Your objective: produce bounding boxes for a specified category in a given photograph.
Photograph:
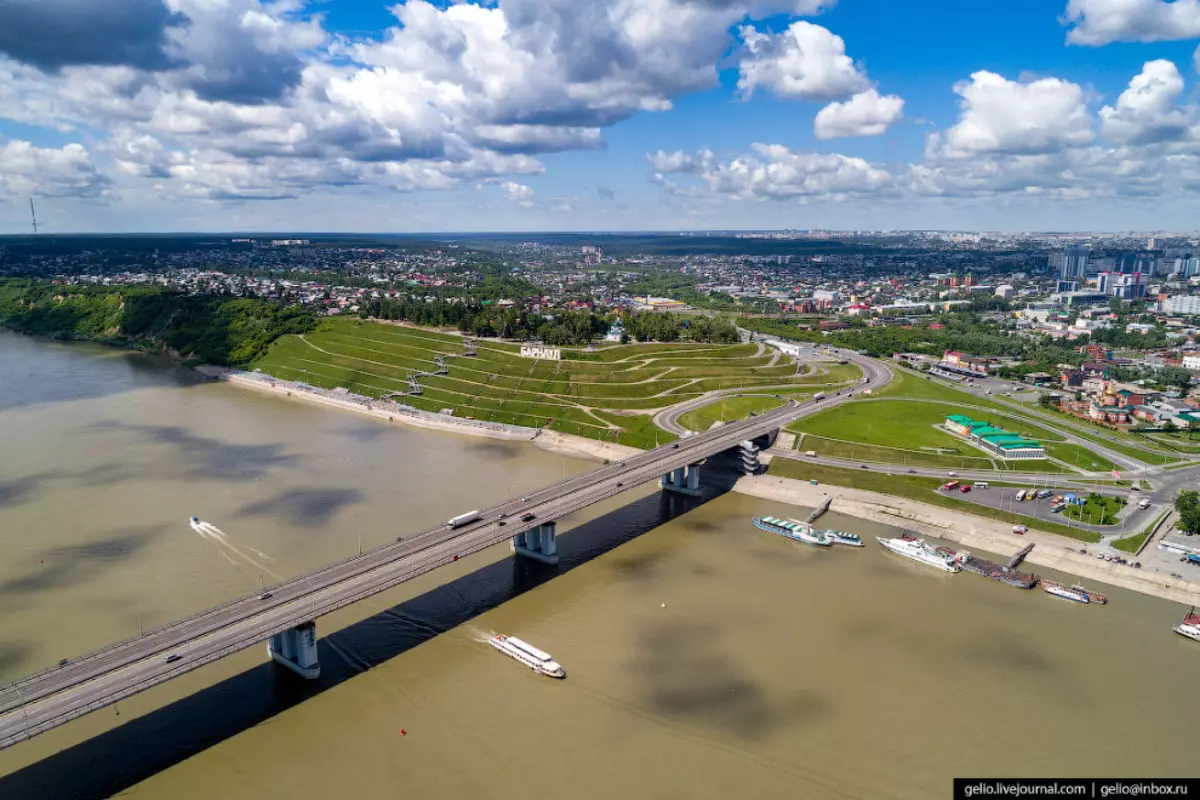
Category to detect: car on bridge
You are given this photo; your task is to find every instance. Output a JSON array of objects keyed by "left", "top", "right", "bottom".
[{"left": 164, "top": 654, "right": 182, "bottom": 664}]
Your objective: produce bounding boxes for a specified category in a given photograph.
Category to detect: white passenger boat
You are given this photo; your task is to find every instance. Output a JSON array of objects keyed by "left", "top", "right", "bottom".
[
  {"left": 822, "top": 530, "right": 864, "bottom": 547},
  {"left": 876, "top": 536, "right": 961, "bottom": 572},
  {"left": 752, "top": 516, "right": 832, "bottom": 546},
  {"left": 488, "top": 634, "right": 565, "bottom": 678},
  {"left": 1041, "top": 580, "right": 1089, "bottom": 604},
  {"left": 1175, "top": 607, "right": 1200, "bottom": 643}
]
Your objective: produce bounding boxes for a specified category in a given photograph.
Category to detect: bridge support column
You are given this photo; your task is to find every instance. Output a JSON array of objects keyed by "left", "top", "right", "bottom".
[
  {"left": 267, "top": 620, "right": 320, "bottom": 679},
  {"left": 740, "top": 440, "right": 762, "bottom": 475},
  {"left": 512, "top": 522, "right": 558, "bottom": 565},
  {"left": 661, "top": 464, "right": 703, "bottom": 496}
]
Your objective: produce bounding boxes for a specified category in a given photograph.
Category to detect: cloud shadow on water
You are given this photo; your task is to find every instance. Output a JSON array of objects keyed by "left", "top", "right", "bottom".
[
  {"left": 0, "top": 473, "right": 65, "bottom": 508},
  {"left": 237, "top": 488, "right": 365, "bottom": 528},
  {"left": 0, "top": 527, "right": 165, "bottom": 605},
  {"left": 0, "top": 482, "right": 722, "bottom": 800},
  {"left": 629, "top": 621, "right": 831, "bottom": 742}
]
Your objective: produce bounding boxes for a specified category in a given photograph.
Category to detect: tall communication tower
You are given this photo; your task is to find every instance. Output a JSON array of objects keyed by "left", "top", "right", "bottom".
[{"left": 29, "top": 198, "right": 39, "bottom": 234}]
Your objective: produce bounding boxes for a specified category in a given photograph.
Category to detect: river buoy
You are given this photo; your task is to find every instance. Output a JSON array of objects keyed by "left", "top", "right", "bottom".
[
  {"left": 661, "top": 603, "right": 666, "bottom": 609},
  {"left": 400, "top": 729, "right": 407, "bottom": 736}
]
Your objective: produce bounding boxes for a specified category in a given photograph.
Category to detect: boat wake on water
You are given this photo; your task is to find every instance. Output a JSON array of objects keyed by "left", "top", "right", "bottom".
[{"left": 189, "top": 517, "right": 284, "bottom": 581}]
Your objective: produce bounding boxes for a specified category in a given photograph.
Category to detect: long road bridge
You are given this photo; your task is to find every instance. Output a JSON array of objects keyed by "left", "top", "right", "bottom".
[{"left": 0, "top": 370, "right": 885, "bottom": 752}]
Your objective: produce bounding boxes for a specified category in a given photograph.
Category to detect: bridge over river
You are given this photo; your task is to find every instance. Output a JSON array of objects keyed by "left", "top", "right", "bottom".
[{"left": 0, "top": 376, "right": 885, "bottom": 752}]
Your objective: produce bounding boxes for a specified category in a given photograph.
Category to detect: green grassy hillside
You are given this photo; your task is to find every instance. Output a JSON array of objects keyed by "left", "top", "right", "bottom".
[{"left": 252, "top": 319, "right": 861, "bottom": 448}]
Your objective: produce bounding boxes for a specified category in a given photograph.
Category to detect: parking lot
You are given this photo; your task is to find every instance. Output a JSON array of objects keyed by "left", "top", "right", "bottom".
[{"left": 936, "top": 480, "right": 1156, "bottom": 537}]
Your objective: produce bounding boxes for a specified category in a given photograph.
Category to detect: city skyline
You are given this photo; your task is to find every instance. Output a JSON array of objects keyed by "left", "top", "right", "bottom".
[{"left": 6, "top": 1, "right": 1200, "bottom": 233}]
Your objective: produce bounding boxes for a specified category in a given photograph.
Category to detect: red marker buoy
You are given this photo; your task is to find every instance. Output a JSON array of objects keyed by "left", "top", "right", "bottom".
[{"left": 400, "top": 729, "right": 407, "bottom": 736}]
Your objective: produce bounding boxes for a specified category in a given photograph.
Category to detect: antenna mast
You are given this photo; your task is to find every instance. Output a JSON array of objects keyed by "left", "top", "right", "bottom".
[{"left": 29, "top": 198, "right": 38, "bottom": 234}]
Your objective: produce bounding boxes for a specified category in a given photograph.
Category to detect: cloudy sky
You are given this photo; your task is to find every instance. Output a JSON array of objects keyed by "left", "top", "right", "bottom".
[{"left": 5, "top": 0, "right": 1200, "bottom": 233}]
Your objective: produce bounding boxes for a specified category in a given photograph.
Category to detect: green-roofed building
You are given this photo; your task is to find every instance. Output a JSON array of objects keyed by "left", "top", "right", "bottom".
[{"left": 943, "top": 414, "right": 1046, "bottom": 460}]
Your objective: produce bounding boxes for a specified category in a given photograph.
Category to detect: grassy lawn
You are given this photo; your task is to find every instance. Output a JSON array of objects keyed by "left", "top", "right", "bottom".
[
  {"left": 797, "top": 434, "right": 997, "bottom": 469},
  {"left": 790, "top": 397, "right": 1065, "bottom": 449},
  {"left": 1113, "top": 510, "right": 1168, "bottom": 553},
  {"left": 767, "top": 458, "right": 1101, "bottom": 543},
  {"left": 677, "top": 396, "right": 786, "bottom": 431},
  {"left": 1042, "top": 442, "right": 1120, "bottom": 473},
  {"left": 888, "top": 365, "right": 1181, "bottom": 468},
  {"left": 1062, "top": 494, "right": 1126, "bottom": 526}
]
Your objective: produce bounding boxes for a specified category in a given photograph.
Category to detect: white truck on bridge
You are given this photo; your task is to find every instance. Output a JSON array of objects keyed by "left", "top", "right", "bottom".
[{"left": 447, "top": 510, "right": 482, "bottom": 528}]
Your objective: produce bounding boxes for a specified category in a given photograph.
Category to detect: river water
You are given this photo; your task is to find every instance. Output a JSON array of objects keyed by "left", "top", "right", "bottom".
[{"left": 0, "top": 330, "right": 1196, "bottom": 799}]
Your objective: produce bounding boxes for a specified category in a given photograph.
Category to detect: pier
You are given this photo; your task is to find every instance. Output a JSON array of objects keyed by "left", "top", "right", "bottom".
[
  {"left": 1006, "top": 543, "right": 1035, "bottom": 570},
  {"left": 806, "top": 496, "right": 833, "bottom": 524}
]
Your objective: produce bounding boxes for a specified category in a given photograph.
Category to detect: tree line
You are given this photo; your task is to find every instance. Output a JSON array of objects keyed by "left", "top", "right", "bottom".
[{"left": 0, "top": 279, "right": 315, "bottom": 365}]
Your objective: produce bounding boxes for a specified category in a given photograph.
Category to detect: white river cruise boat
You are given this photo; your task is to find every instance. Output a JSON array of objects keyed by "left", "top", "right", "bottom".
[
  {"left": 488, "top": 635, "right": 566, "bottom": 678},
  {"left": 1175, "top": 608, "right": 1200, "bottom": 643},
  {"left": 876, "top": 536, "right": 961, "bottom": 573}
]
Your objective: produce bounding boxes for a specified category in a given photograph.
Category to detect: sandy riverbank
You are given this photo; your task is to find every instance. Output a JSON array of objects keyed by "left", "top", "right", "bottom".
[
  {"left": 221, "top": 370, "right": 536, "bottom": 442},
  {"left": 732, "top": 473, "right": 1200, "bottom": 605},
  {"left": 531, "top": 430, "right": 642, "bottom": 463}
]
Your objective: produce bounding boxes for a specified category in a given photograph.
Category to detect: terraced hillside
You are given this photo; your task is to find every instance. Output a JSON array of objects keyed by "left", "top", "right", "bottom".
[{"left": 252, "top": 319, "right": 861, "bottom": 447}]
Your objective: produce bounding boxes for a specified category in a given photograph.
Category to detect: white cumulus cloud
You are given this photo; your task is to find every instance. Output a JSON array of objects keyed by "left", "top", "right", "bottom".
[
  {"left": 647, "top": 143, "right": 893, "bottom": 200},
  {"left": 814, "top": 89, "right": 904, "bottom": 139},
  {"left": 0, "top": 138, "right": 111, "bottom": 198},
  {"left": 736, "top": 21, "right": 868, "bottom": 100},
  {"left": 1099, "top": 59, "right": 1191, "bottom": 145},
  {"left": 936, "top": 71, "right": 1094, "bottom": 158},
  {"left": 1063, "top": 0, "right": 1200, "bottom": 45},
  {"left": 501, "top": 181, "right": 535, "bottom": 206}
]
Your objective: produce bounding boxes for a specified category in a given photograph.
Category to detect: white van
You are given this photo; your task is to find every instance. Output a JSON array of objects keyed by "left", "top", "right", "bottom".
[
  {"left": 1015, "top": 490, "right": 1027, "bottom": 501},
  {"left": 975, "top": 481, "right": 990, "bottom": 489}
]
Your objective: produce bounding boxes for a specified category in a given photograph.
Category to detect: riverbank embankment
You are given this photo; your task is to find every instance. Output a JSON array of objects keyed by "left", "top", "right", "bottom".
[
  {"left": 215, "top": 368, "right": 640, "bottom": 461},
  {"left": 732, "top": 473, "right": 1200, "bottom": 606}
]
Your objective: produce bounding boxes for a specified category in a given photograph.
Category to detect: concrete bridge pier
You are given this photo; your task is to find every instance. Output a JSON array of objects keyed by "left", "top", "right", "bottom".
[
  {"left": 512, "top": 522, "right": 558, "bottom": 565},
  {"left": 267, "top": 621, "right": 320, "bottom": 679},
  {"left": 660, "top": 463, "right": 702, "bottom": 496},
  {"left": 739, "top": 440, "right": 762, "bottom": 475}
]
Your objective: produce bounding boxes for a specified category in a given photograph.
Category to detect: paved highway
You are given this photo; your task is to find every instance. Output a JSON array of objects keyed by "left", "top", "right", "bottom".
[{"left": 0, "top": 384, "right": 882, "bottom": 751}]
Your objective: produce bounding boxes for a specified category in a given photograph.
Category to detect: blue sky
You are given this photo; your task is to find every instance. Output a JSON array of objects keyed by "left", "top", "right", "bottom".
[{"left": 4, "top": 0, "right": 1200, "bottom": 233}]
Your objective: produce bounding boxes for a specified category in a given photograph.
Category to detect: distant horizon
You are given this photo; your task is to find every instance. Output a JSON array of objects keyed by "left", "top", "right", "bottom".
[{"left": 2, "top": 228, "right": 1198, "bottom": 239}]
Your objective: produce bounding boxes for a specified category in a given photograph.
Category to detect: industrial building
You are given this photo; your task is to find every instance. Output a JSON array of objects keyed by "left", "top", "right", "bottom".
[{"left": 944, "top": 414, "right": 1047, "bottom": 460}]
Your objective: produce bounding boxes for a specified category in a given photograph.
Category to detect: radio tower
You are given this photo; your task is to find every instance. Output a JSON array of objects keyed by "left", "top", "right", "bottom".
[{"left": 29, "top": 198, "right": 39, "bottom": 234}]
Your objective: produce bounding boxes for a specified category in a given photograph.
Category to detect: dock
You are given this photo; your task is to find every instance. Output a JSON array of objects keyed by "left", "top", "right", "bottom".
[
  {"left": 1006, "top": 543, "right": 1035, "bottom": 570},
  {"left": 806, "top": 496, "right": 832, "bottom": 524}
]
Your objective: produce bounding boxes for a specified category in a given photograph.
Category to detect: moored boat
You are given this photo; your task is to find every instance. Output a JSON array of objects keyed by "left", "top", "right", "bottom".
[
  {"left": 1073, "top": 585, "right": 1107, "bottom": 605},
  {"left": 876, "top": 536, "right": 961, "bottom": 572},
  {"left": 488, "top": 634, "right": 565, "bottom": 678},
  {"left": 1174, "top": 607, "right": 1200, "bottom": 642},
  {"left": 752, "top": 516, "right": 832, "bottom": 547},
  {"left": 822, "top": 529, "right": 864, "bottom": 547},
  {"left": 1042, "top": 580, "right": 1089, "bottom": 604}
]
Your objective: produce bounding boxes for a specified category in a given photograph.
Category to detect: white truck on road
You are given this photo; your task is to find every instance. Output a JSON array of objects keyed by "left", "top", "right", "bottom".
[{"left": 447, "top": 510, "right": 482, "bottom": 528}]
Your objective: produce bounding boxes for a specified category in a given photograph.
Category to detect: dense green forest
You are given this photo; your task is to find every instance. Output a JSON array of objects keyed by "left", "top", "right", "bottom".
[
  {"left": 0, "top": 280, "right": 316, "bottom": 365},
  {"left": 357, "top": 293, "right": 739, "bottom": 345}
]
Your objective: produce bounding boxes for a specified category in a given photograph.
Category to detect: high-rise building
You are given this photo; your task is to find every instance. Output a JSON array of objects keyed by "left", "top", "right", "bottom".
[
  {"left": 1096, "top": 272, "right": 1110, "bottom": 294},
  {"left": 1111, "top": 272, "right": 1147, "bottom": 300},
  {"left": 1061, "top": 246, "right": 1089, "bottom": 280}
]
